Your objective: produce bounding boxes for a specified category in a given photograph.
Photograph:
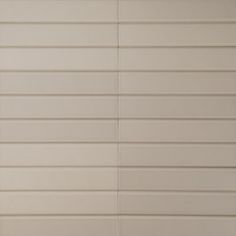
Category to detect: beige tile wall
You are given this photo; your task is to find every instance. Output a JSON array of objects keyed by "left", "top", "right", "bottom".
[{"left": 0, "top": 0, "right": 236, "bottom": 236}]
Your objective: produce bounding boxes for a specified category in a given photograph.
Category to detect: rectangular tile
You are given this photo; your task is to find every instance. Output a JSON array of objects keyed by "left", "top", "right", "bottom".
[
  {"left": 120, "top": 168, "right": 236, "bottom": 191},
  {"left": 0, "top": 72, "right": 117, "bottom": 95},
  {"left": 0, "top": 144, "right": 117, "bottom": 166},
  {"left": 120, "top": 217, "right": 236, "bottom": 236},
  {"left": 120, "top": 120, "right": 236, "bottom": 142},
  {"left": 0, "top": 192, "right": 116, "bottom": 215},
  {"left": 119, "top": 72, "right": 236, "bottom": 95},
  {"left": 120, "top": 24, "right": 236, "bottom": 46},
  {"left": 0, "top": 168, "right": 117, "bottom": 190},
  {"left": 120, "top": 144, "right": 236, "bottom": 167},
  {"left": 0, "top": 24, "right": 117, "bottom": 46},
  {"left": 0, "top": 120, "right": 117, "bottom": 142},
  {"left": 0, "top": 48, "right": 117, "bottom": 70},
  {"left": 119, "top": 48, "right": 236, "bottom": 71},
  {"left": 0, "top": 217, "right": 117, "bottom": 236},
  {"left": 119, "top": 0, "right": 236, "bottom": 22},
  {"left": 119, "top": 192, "right": 236, "bottom": 215},
  {"left": 0, "top": 1, "right": 117, "bottom": 22},
  {"left": 0, "top": 97, "right": 117, "bottom": 118},
  {"left": 120, "top": 97, "right": 236, "bottom": 118}
]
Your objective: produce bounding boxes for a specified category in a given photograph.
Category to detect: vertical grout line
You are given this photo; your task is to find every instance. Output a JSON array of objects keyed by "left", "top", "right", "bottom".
[{"left": 116, "top": 0, "right": 120, "bottom": 236}]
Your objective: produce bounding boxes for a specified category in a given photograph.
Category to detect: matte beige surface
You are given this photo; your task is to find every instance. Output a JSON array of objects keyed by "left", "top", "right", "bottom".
[
  {"left": 0, "top": 217, "right": 117, "bottom": 236},
  {"left": 119, "top": 0, "right": 236, "bottom": 22},
  {"left": 120, "top": 168, "right": 236, "bottom": 191},
  {"left": 120, "top": 97, "right": 236, "bottom": 118},
  {"left": 0, "top": 48, "right": 117, "bottom": 70},
  {"left": 120, "top": 217, "right": 236, "bottom": 236},
  {"left": 0, "top": 144, "right": 117, "bottom": 166},
  {"left": 0, "top": 1, "right": 117, "bottom": 22},
  {"left": 119, "top": 192, "right": 236, "bottom": 215},
  {"left": 0, "top": 24, "right": 117, "bottom": 46},
  {"left": 0, "top": 168, "right": 117, "bottom": 190},
  {"left": 0, "top": 97, "right": 117, "bottom": 118},
  {"left": 119, "top": 72, "right": 236, "bottom": 95},
  {"left": 120, "top": 120, "right": 236, "bottom": 142},
  {"left": 1, "top": 217, "right": 236, "bottom": 236},
  {"left": 0, "top": 120, "right": 117, "bottom": 142},
  {"left": 3, "top": 96, "right": 236, "bottom": 119},
  {"left": 0, "top": 72, "right": 117, "bottom": 95},
  {"left": 1, "top": 0, "right": 236, "bottom": 235},
  {"left": 120, "top": 24, "right": 236, "bottom": 46},
  {"left": 0, "top": 192, "right": 116, "bottom": 215},
  {"left": 119, "top": 48, "right": 236, "bottom": 70},
  {"left": 120, "top": 144, "right": 236, "bottom": 167}
]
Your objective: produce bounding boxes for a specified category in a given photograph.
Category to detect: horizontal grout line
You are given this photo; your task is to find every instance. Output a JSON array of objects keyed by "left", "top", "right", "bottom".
[
  {"left": 119, "top": 214, "right": 236, "bottom": 217},
  {"left": 0, "top": 190, "right": 235, "bottom": 195},
  {"left": 117, "top": 142, "right": 236, "bottom": 144},
  {"left": 0, "top": 216, "right": 117, "bottom": 220},
  {"left": 0, "top": 190, "right": 117, "bottom": 193},
  {"left": 121, "top": 70, "right": 236, "bottom": 72},
  {"left": 119, "top": 21, "right": 236, "bottom": 25},
  {"left": 0, "top": 143, "right": 233, "bottom": 146},
  {"left": 119, "top": 166, "right": 236, "bottom": 170},
  {"left": 1, "top": 94, "right": 236, "bottom": 97},
  {"left": 0, "top": 166, "right": 235, "bottom": 169},
  {"left": 0, "top": 215, "right": 117, "bottom": 219},
  {"left": 0, "top": 22, "right": 118, "bottom": 25},
  {"left": 0, "top": 46, "right": 118, "bottom": 49},
  {"left": 122, "top": 118, "right": 236, "bottom": 120},
  {"left": 120, "top": 190, "right": 236, "bottom": 193},
  {"left": 0, "top": 21, "right": 236, "bottom": 25},
  {"left": 0, "top": 214, "right": 118, "bottom": 217},
  {"left": 0, "top": 166, "right": 117, "bottom": 169},
  {"left": 1, "top": 118, "right": 236, "bottom": 121},
  {"left": 0, "top": 191, "right": 116, "bottom": 194},
  {"left": 1, "top": 45, "right": 236, "bottom": 49},
  {"left": 0, "top": 215, "right": 235, "bottom": 220},
  {"left": 120, "top": 45, "right": 236, "bottom": 48},
  {"left": 121, "top": 190, "right": 236, "bottom": 194},
  {"left": 0, "top": 71, "right": 236, "bottom": 74},
  {"left": 0, "top": 142, "right": 118, "bottom": 144},
  {"left": 0, "top": 94, "right": 120, "bottom": 97},
  {"left": 120, "top": 215, "right": 236, "bottom": 219},
  {"left": 120, "top": 94, "right": 236, "bottom": 97},
  {"left": 0, "top": 190, "right": 235, "bottom": 193},
  {"left": 0, "top": 214, "right": 235, "bottom": 217},
  {"left": 0, "top": 118, "right": 118, "bottom": 120},
  {"left": 0, "top": 70, "right": 120, "bottom": 73},
  {"left": 123, "top": 118, "right": 236, "bottom": 120},
  {"left": 1, "top": 70, "right": 236, "bottom": 73},
  {"left": 0, "top": 142, "right": 235, "bottom": 144}
]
